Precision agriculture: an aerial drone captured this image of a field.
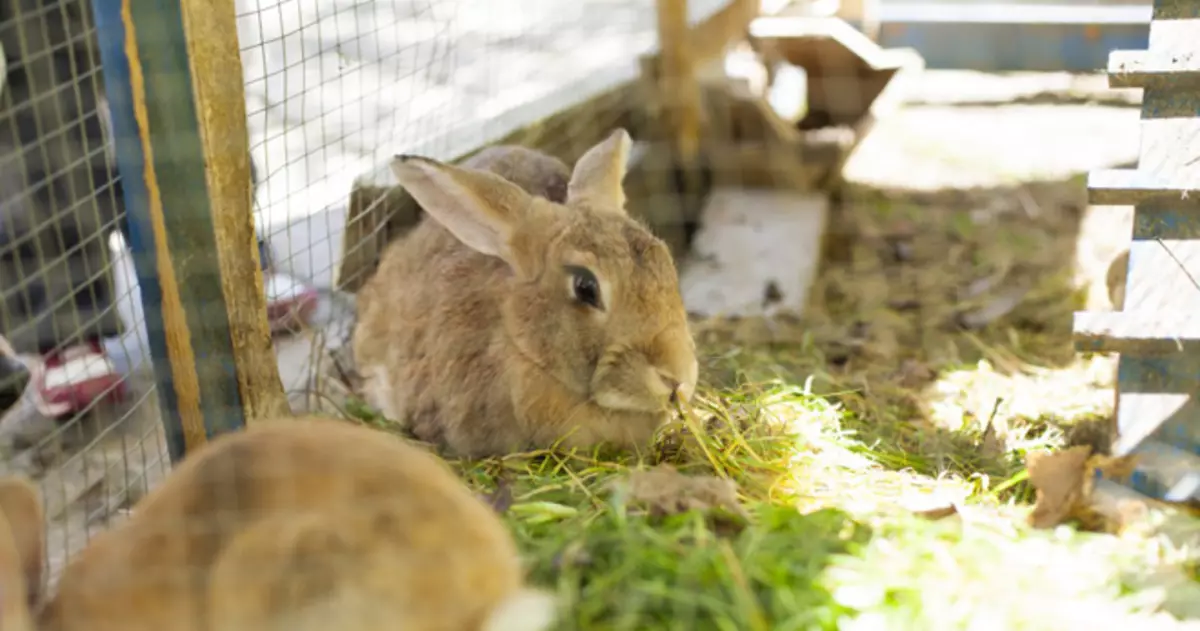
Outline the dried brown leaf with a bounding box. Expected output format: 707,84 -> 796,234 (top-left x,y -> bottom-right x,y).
907,499 -> 958,521
980,420 -> 1006,458
617,464 -> 747,519
896,359 -> 934,388
1027,445 -> 1093,529
1027,448 -> 1147,532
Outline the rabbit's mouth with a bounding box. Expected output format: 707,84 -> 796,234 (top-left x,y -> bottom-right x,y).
592,389 -> 670,414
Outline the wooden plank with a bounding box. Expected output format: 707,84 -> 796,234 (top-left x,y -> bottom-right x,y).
1108,47 -> 1200,89
179,0 -> 288,422
1113,437 -> 1200,502
750,16 -> 919,72
1153,0 -> 1200,19
90,0 -> 185,460
749,17 -> 923,130
878,2 -> 1151,25
1074,311 -> 1200,354
1091,0 -> 1200,505
679,188 -> 828,318
1088,168 -> 1200,208
874,5 -> 1149,73
117,0 -> 209,455
656,0 -> 704,164
119,0 -> 284,449
687,0 -> 761,62
1122,234 -> 1200,317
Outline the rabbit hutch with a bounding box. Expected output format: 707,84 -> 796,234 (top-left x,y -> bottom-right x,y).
1,0 -> 1199,625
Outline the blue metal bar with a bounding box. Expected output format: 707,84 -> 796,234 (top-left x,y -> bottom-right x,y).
860,3 -> 1152,71
88,0 -> 187,463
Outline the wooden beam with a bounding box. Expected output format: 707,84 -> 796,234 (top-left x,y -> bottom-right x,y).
656,0 -> 704,164
178,0 -> 289,422
1108,46 -> 1200,89
1074,311 -> 1200,355
687,0 -> 760,62
112,0 -> 287,455
1089,169 -> 1200,209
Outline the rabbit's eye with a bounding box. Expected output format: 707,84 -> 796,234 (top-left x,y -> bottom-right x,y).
566,265 -> 603,309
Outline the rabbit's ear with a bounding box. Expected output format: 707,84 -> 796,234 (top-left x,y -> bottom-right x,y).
0,477 -> 44,615
392,156 -> 534,263
567,128 -> 631,213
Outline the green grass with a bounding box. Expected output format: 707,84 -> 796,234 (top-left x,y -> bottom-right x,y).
427,379 -> 1198,631
336,177 -> 1200,630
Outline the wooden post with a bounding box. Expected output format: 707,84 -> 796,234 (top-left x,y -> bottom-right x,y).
175,0 -> 289,423
91,0 -> 287,459
656,0 -> 704,165
91,0 -> 188,462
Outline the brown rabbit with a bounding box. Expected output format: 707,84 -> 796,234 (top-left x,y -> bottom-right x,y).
0,476 -> 44,631
459,145 -> 571,204
353,144 -> 572,317
352,129 -> 699,458
38,416 -> 555,631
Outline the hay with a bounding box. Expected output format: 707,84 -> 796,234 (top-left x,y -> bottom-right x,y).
322,177 -> 1200,629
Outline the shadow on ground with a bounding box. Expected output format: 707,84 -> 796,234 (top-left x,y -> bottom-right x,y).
692,172 -> 1130,492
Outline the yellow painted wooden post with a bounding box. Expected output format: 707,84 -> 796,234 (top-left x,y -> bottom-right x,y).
101,0 -> 287,458
656,0 -> 704,165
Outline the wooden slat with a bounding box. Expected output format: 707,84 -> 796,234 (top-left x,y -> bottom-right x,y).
1074,311 -> 1200,354
1152,0 -> 1200,20
657,0 -> 704,164
687,0 -> 760,62
1114,438 -> 1200,502
1089,169 -> 1200,208
1087,0 -> 1200,506
1108,47 -> 1200,89
180,0 -> 289,422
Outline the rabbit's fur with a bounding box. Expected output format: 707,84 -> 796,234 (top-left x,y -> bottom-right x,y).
29,416 -> 554,631
353,129 -> 699,458
459,145 -> 571,204
0,477 -> 44,631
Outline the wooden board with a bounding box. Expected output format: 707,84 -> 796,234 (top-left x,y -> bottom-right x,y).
749,16 -> 923,130
678,187 -> 829,318
1072,4 -> 1200,503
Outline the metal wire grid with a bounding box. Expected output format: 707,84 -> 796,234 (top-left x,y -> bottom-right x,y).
235,0 -> 674,408
0,0 -> 170,583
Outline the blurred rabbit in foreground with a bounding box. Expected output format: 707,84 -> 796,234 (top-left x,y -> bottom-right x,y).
16,417 -> 554,631
354,129 -> 699,458
0,476 -> 42,631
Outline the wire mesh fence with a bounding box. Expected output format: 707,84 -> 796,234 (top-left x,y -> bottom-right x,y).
239,0 -> 745,416
0,0 -> 757,589
0,0 -> 169,584
2,0 -> 1181,627
0,0 -> 908,583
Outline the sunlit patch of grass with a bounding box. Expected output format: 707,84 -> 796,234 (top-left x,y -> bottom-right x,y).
824,510 -> 1200,631
424,376 -> 1200,630
330,174 -> 1200,629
